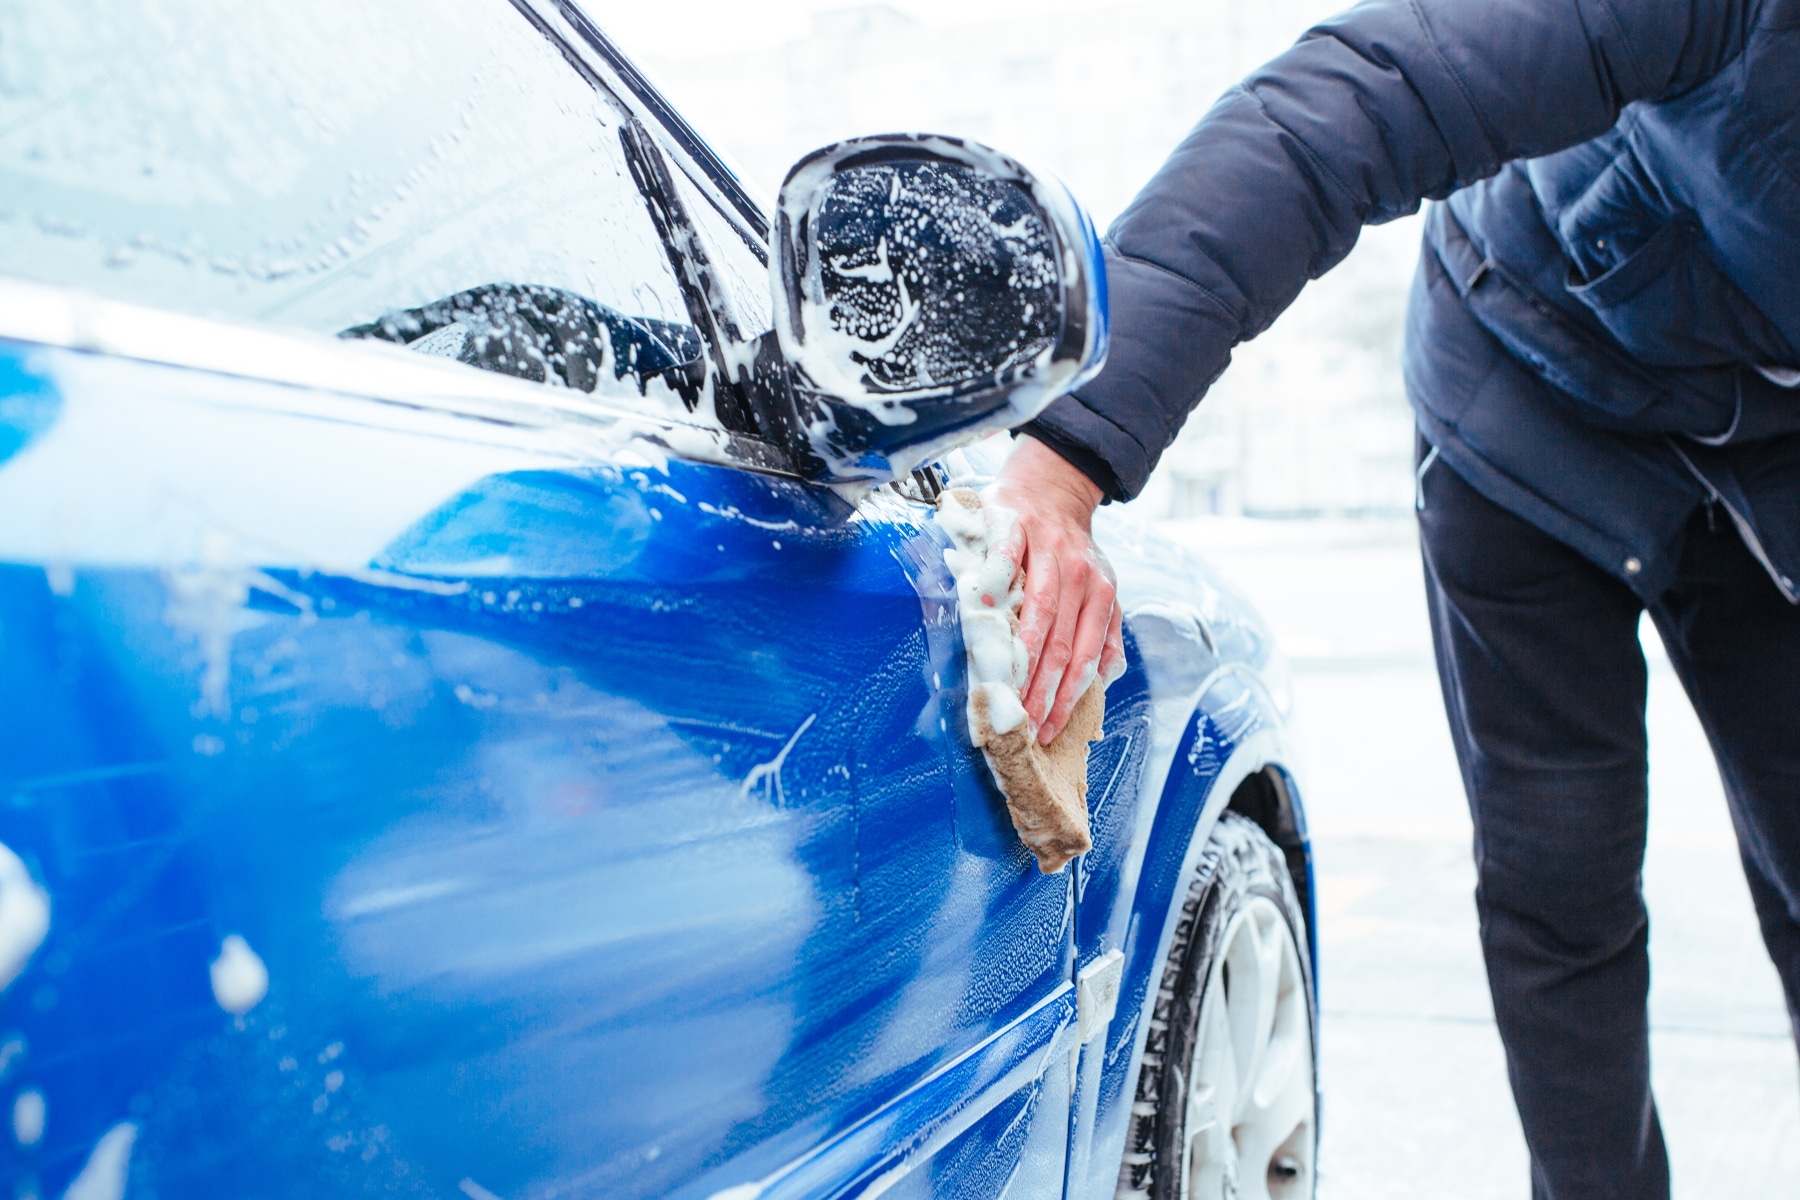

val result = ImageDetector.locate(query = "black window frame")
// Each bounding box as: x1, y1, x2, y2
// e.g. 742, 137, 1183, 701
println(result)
498, 0, 807, 478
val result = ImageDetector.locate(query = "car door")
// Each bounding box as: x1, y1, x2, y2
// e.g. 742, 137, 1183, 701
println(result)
332, 452, 1080, 1200
0, 2, 1079, 1197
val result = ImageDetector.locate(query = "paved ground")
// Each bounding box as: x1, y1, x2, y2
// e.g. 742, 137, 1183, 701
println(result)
1149, 515, 1800, 1199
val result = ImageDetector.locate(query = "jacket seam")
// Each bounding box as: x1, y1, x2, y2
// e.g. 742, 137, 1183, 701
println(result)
1664, 439, 1799, 601
1414, 405, 1660, 590
1104, 242, 1240, 328
1053, 393, 1156, 467
1406, 0, 1503, 168
1240, 84, 1364, 231
1736, 94, 1800, 192
1590, 0, 1653, 98
1097, 243, 1246, 446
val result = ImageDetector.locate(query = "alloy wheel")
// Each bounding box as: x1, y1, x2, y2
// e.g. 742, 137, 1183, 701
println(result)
1179, 895, 1314, 1200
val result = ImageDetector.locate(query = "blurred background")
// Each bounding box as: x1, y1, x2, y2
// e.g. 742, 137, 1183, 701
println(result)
592, 2, 1800, 1194
608, 0, 1419, 521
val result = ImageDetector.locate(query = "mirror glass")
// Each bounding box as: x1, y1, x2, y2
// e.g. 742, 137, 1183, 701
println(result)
810, 161, 1060, 395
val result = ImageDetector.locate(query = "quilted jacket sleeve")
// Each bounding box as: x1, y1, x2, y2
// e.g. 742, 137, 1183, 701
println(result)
1025, 0, 1757, 500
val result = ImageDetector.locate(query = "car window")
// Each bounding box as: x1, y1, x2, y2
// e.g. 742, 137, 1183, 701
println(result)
667, 165, 773, 343
0, 0, 706, 412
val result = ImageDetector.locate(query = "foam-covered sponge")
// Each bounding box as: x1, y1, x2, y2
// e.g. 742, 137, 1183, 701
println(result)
937, 486, 1106, 873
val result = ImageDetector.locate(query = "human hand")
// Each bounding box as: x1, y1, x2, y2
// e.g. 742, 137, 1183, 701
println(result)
990, 435, 1125, 745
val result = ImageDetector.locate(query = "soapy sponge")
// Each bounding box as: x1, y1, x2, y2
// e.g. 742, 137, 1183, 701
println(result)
937, 487, 1107, 873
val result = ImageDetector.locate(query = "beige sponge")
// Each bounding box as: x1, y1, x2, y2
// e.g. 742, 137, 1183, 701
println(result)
937, 486, 1106, 873
970, 674, 1104, 873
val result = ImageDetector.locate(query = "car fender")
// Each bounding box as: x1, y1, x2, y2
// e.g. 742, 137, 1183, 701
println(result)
1066, 654, 1305, 1200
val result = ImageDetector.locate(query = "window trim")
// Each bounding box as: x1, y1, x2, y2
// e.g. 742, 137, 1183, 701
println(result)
524, 0, 773, 254
503, 0, 796, 469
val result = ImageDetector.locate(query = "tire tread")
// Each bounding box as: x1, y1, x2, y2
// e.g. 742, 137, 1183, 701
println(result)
1113, 811, 1311, 1200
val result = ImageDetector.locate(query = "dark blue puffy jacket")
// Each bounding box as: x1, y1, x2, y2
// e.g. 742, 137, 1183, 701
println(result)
1027, 0, 1800, 602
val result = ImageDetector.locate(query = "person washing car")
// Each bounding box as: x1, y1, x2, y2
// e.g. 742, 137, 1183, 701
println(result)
993, 0, 1800, 1194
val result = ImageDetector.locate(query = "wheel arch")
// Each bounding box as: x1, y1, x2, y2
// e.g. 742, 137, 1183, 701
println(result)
1118, 734, 1312, 1073
1225, 763, 1316, 981
1070, 658, 1317, 1199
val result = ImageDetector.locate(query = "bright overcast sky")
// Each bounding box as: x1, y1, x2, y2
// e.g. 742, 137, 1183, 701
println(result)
585, 0, 1112, 62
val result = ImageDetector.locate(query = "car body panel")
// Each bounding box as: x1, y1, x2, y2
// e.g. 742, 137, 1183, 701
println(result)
0, 316, 1302, 1199
0, 333, 1096, 1197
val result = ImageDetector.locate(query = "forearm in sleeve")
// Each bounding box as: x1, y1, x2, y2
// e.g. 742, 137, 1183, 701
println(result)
1026, 0, 1752, 500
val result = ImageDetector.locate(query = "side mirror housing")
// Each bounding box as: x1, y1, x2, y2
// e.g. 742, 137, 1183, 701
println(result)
770, 134, 1107, 483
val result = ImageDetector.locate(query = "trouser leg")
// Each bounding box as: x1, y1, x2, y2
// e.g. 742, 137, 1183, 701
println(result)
1649, 505, 1800, 1046
1415, 437, 1668, 1200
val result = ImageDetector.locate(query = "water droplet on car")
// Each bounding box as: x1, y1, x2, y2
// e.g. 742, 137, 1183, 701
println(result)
12, 1089, 45, 1146
209, 935, 269, 1015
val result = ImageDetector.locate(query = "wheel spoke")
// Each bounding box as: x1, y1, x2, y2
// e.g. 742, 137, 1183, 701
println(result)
1235, 1073, 1313, 1200
1243, 1027, 1312, 1145
1186, 973, 1238, 1198
1232, 905, 1315, 1199
1222, 908, 1281, 1127
1257, 1063, 1314, 1145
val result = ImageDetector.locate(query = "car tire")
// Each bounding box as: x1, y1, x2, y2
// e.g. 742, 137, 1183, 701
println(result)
1116, 811, 1317, 1200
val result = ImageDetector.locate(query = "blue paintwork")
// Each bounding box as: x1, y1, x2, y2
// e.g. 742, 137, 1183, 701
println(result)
0, 353, 58, 467
1065, 177, 1110, 372
756, 984, 1075, 1200
0, 334, 1307, 1198
0, 6, 1310, 1188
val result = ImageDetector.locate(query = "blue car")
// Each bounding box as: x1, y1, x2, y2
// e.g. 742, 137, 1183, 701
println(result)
0, 2, 1316, 1198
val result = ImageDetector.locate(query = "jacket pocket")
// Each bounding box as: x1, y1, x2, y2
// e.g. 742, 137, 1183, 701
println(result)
1566, 214, 1797, 369
1428, 200, 1736, 434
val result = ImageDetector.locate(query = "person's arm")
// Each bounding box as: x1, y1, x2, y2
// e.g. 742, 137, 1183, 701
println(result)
990, 435, 1126, 742
1011, 0, 1753, 742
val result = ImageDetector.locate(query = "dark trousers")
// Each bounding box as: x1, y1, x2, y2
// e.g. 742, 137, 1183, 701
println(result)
1415, 436, 1800, 1200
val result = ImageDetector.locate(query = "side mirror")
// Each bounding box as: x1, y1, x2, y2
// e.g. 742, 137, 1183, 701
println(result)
770, 134, 1107, 483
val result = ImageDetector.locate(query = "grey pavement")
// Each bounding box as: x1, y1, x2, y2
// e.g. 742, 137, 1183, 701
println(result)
1147, 514, 1800, 1199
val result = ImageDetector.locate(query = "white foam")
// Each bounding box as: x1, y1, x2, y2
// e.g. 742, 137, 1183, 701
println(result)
62, 1121, 137, 1200
12, 1089, 45, 1147
977, 681, 1028, 735
0, 844, 50, 993
937, 489, 1032, 738
705, 1186, 764, 1200
209, 934, 269, 1015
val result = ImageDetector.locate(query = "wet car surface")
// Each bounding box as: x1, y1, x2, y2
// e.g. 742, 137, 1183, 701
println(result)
0, 2, 1315, 1197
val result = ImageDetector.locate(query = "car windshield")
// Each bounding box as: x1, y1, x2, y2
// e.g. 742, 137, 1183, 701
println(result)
0, 0, 710, 411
